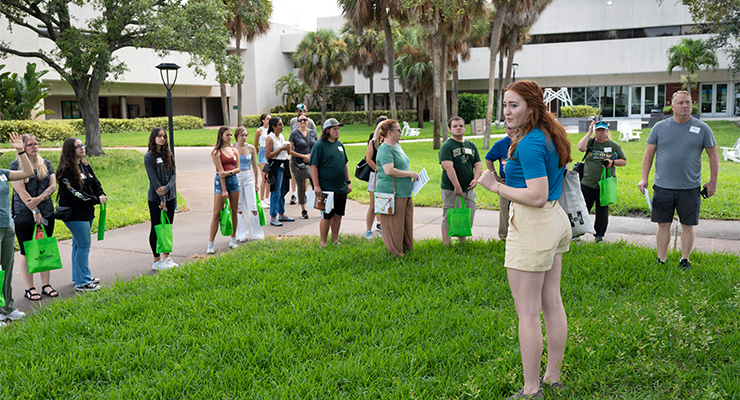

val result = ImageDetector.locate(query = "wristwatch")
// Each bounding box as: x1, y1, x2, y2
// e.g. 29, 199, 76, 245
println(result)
32, 209, 40, 214
346, 180, 351, 184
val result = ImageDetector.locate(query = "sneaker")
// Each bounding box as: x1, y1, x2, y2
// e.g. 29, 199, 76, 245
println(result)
229, 237, 239, 249
0, 309, 26, 321
75, 283, 100, 292
290, 194, 297, 205
163, 257, 179, 268
656, 257, 665, 265
301, 210, 309, 219
365, 230, 373, 239
152, 259, 165, 271
261, 199, 270, 208
594, 235, 603, 243
679, 258, 691, 271
376, 222, 382, 232
207, 242, 215, 254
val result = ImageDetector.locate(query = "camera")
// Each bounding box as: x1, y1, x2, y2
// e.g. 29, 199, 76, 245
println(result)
602, 159, 611, 167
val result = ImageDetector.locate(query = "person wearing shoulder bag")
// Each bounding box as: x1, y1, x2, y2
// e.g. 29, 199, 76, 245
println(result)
577, 120, 627, 242
363, 115, 387, 239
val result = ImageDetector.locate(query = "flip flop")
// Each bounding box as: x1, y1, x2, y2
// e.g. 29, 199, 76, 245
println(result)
24, 287, 42, 301
41, 284, 59, 298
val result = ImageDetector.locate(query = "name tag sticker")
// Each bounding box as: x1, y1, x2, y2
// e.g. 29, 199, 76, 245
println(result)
464, 148, 473, 155
604, 147, 612, 153
156, 157, 163, 164
689, 126, 701, 134
338, 146, 344, 152
80, 173, 86, 180
0, 174, 6, 182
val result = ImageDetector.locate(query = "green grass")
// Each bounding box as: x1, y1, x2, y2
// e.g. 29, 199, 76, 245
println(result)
1, 150, 186, 242
1, 236, 738, 398
345, 121, 740, 220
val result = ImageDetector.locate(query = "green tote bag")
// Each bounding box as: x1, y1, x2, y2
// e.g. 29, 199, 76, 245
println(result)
97, 203, 107, 241
447, 195, 472, 238
24, 225, 64, 274
256, 197, 267, 226
598, 167, 618, 206
155, 210, 174, 254
220, 199, 233, 236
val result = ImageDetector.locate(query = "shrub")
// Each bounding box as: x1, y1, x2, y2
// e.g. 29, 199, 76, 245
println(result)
662, 104, 700, 115
560, 105, 600, 117
242, 110, 418, 127
457, 93, 489, 123
68, 116, 204, 135
0, 119, 74, 141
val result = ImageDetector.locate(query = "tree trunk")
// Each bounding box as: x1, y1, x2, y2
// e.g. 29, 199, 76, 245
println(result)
441, 40, 448, 143
368, 74, 374, 126
432, 30, 442, 150
381, 11, 397, 121
220, 82, 230, 127
236, 20, 243, 127
321, 80, 327, 122
418, 93, 424, 129
495, 52, 504, 129
505, 25, 518, 87
402, 86, 408, 122
451, 68, 459, 118
71, 75, 104, 156
484, 1, 509, 151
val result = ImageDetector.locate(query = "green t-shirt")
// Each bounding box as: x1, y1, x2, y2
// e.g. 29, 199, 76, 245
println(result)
376, 143, 413, 198
581, 138, 626, 189
438, 138, 481, 192
309, 138, 348, 193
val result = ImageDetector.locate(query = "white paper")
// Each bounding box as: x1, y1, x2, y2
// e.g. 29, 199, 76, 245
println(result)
412, 168, 429, 196
306, 191, 334, 213
643, 188, 652, 211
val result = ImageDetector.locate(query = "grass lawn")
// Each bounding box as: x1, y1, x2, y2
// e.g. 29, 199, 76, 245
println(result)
1, 150, 187, 242
1, 236, 738, 398
345, 121, 740, 220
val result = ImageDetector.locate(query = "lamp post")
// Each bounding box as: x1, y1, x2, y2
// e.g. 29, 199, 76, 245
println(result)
512, 63, 519, 82
155, 62, 180, 156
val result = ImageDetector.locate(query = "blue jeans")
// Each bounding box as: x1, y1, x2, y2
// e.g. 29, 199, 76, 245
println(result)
270, 166, 287, 218
65, 219, 94, 287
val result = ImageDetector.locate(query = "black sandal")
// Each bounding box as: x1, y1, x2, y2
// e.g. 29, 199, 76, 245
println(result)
24, 287, 42, 301
41, 284, 59, 298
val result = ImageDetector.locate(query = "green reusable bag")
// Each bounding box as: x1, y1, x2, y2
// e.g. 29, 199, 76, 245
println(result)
155, 210, 173, 254
220, 199, 233, 236
24, 225, 63, 274
97, 203, 107, 241
0, 270, 4, 307
447, 195, 472, 238
256, 197, 267, 226
598, 167, 618, 206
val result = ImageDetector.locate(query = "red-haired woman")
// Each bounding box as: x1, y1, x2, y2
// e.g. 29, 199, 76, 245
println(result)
478, 80, 572, 399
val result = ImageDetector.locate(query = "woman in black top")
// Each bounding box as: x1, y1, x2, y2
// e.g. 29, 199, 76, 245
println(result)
57, 137, 107, 292
144, 127, 178, 271
11, 134, 58, 301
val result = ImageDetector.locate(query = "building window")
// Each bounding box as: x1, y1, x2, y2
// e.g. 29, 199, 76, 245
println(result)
61, 101, 82, 119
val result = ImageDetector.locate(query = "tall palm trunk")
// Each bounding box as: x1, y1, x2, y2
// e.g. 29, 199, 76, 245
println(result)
484, 1, 509, 150
432, 30, 443, 149
401, 86, 408, 122
441, 41, 448, 142
417, 93, 424, 129
321, 80, 328, 122
236, 18, 243, 127
495, 52, 504, 129
451, 68, 459, 118
220, 82, 230, 126
381, 10, 397, 120
368, 73, 374, 126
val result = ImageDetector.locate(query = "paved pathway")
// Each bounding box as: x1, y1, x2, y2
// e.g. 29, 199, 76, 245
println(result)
8, 146, 739, 316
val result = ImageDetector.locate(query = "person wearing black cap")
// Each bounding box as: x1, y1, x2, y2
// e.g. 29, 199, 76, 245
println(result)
310, 118, 351, 246
577, 119, 627, 242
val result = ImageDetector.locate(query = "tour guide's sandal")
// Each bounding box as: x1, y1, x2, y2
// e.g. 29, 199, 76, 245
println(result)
270, 219, 283, 227
41, 284, 59, 298
505, 389, 543, 400
539, 377, 564, 391
24, 287, 42, 301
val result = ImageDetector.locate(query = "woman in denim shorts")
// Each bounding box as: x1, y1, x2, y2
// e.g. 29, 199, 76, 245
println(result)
207, 126, 241, 254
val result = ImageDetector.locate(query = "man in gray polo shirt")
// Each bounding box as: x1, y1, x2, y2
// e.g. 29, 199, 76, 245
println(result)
637, 90, 719, 271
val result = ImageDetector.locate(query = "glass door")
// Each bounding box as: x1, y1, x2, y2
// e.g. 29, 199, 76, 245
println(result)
630, 85, 658, 117
700, 83, 730, 116
630, 87, 642, 116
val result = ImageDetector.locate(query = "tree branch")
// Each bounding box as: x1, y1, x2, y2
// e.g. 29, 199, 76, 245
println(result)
0, 45, 65, 76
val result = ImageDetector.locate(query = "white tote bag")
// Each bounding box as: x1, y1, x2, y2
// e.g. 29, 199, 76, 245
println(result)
558, 169, 596, 237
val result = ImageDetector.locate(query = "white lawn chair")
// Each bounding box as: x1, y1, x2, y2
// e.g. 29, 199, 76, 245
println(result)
402, 121, 420, 137
617, 121, 640, 142
721, 137, 740, 162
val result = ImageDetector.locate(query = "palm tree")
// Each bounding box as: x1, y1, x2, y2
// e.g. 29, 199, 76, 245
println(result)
293, 29, 349, 122
273, 72, 312, 111
341, 22, 386, 126
337, 0, 409, 121
224, 0, 272, 127
667, 37, 719, 89
483, 0, 510, 150
394, 26, 433, 128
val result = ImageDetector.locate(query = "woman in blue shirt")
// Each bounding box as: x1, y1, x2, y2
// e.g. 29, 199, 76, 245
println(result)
478, 81, 572, 399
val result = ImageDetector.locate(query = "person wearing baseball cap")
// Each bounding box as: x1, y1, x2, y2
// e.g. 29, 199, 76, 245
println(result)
576, 118, 627, 243
310, 118, 350, 246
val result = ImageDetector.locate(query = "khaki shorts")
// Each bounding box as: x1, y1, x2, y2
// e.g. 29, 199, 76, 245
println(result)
441, 189, 477, 229
505, 200, 571, 272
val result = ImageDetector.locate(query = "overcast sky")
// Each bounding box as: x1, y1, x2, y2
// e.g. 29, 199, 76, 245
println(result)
270, 0, 343, 31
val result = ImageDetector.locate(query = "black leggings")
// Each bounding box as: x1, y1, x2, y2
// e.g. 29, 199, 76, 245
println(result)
580, 184, 609, 237
149, 199, 176, 257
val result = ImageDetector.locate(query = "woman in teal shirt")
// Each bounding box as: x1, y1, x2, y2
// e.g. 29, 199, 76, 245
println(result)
375, 119, 419, 257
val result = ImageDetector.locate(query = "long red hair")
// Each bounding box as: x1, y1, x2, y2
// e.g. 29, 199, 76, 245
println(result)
506, 81, 572, 168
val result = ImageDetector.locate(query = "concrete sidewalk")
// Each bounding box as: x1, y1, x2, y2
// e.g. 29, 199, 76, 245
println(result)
9, 146, 739, 315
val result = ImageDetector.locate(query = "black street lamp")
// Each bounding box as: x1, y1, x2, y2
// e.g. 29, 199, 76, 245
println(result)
512, 63, 519, 82
156, 62, 180, 155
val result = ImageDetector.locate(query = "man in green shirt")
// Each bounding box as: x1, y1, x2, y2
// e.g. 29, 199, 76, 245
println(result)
439, 116, 482, 245
310, 118, 351, 247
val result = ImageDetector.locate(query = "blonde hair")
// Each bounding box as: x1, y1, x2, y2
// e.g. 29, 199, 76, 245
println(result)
672, 90, 691, 101
17, 134, 48, 182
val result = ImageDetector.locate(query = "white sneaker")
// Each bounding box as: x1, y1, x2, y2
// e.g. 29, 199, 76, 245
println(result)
229, 237, 239, 249
0, 309, 26, 321
207, 242, 215, 254
163, 257, 178, 268
261, 200, 270, 208
152, 259, 164, 271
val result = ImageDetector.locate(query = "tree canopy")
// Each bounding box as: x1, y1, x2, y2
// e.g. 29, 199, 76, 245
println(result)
666, 38, 719, 89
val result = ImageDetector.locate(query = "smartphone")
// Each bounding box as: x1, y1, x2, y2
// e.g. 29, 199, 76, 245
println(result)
700, 187, 708, 199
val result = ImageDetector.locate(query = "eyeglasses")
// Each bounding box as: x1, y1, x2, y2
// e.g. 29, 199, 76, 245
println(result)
26, 143, 39, 147
298, 119, 307, 122
76, 144, 86, 149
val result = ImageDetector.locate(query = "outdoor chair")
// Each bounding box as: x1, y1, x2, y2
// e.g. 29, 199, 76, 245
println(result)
721, 137, 740, 162
402, 121, 420, 137
617, 121, 640, 142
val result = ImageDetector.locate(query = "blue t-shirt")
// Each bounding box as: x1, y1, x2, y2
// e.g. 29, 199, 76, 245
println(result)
504, 128, 564, 201
0, 169, 11, 227
485, 136, 512, 179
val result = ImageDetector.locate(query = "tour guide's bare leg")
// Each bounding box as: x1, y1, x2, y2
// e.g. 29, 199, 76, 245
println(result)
656, 222, 671, 262
507, 253, 567, 395
681, 224, 695, 261
319, 215, 343, 246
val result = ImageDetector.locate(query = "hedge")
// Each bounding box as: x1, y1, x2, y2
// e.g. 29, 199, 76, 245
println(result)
559, 105, 601, 118
458, 93, 489, 123
0, 120, 75, 141
662, 104, 699, 115
242, 110, 418, 128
